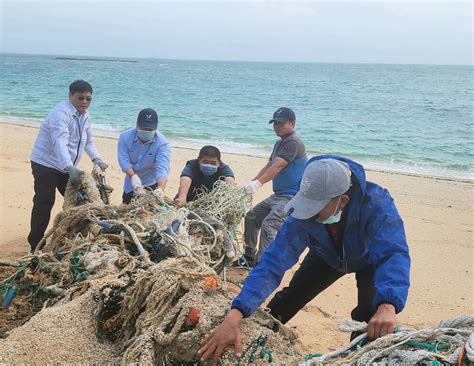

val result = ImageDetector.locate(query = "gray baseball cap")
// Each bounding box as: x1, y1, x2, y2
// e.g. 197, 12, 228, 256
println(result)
285, 159, 352, 220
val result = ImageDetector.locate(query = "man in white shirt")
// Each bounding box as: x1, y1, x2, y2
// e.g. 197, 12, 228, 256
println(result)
28, 80, 108, 252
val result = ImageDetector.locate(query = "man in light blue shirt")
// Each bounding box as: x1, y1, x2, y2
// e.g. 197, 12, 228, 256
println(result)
28, 80, 108, 252
118, 108, 171, 203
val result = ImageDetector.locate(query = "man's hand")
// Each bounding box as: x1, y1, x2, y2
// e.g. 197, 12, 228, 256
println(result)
65, 166, 83, 188
154, 187, 164, 198
197, 309, 243, 365
131, 174, 143, 194
93, 158, 109, 171
367, 303, 397, 340
174, 196, 187, 206
244, 180, 262, 195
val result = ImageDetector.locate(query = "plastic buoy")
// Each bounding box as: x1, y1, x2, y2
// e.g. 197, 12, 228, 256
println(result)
187, 306, 201, 325
203, 276, 218, 292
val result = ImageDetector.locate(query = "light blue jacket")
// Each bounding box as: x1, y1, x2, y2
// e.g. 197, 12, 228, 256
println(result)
232, 155, 410, 317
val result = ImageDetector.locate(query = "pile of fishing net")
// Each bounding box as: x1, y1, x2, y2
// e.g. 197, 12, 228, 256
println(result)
301, 317, 474, 365
0, 170, 305, 364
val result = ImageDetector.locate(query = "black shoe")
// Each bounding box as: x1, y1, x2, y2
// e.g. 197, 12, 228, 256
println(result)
232, 255, 255, 269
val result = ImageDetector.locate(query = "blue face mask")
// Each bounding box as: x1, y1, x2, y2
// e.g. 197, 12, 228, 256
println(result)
320, 210, 342, 225
320, 196, 343, 225
137, 129, 155, 143
200, 163, 218, 176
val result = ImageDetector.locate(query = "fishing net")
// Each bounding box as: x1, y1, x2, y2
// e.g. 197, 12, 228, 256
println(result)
0, 171, 305, 365
302, 316, 474, 365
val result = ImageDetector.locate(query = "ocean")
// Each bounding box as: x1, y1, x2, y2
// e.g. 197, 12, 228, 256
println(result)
1, 53, 472, 180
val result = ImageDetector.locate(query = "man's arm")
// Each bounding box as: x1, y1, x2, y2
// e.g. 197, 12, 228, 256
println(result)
118, 134, 134, 174
198, 218, 309, 363
367, 189, 410, 339
252, 160, 272, 181
155, 137, 171, 190
84, 116, 100, 162
254, 157, 288, 185
244, 158, 288, 194
175, 176, 192, 204
220, 164, 235, 184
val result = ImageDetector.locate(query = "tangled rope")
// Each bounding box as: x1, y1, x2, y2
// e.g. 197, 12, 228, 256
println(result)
302, 316, 474, 365
2, 172, 307, 364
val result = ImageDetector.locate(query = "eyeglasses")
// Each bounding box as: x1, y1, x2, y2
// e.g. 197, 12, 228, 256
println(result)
76, 96, 92, 102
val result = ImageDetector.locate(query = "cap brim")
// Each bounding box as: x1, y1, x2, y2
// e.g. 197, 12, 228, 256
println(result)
268, 118, 289, 124
284, 193, 331, 220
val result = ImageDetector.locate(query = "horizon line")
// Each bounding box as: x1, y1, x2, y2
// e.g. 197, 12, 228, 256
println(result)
1, 51, 472, 67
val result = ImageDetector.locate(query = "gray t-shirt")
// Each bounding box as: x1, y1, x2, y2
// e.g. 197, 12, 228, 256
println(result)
270, 131, 306, 163
270, 131, 308, 195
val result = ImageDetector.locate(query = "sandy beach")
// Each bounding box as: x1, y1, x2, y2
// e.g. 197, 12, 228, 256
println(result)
0, 122, 472, 353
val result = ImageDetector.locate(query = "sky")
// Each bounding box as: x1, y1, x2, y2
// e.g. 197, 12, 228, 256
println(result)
0, 0, 472, 65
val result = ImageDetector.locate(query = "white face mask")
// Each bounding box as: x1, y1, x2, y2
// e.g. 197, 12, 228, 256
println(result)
320, 196, 343, 225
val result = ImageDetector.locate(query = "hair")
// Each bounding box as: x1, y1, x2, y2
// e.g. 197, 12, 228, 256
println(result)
69, 80, 93, 94
198, 145, 221, 160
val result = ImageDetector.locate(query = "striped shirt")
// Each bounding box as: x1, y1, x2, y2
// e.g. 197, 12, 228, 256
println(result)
118, 128, 171, 193
30, 100, 100, 171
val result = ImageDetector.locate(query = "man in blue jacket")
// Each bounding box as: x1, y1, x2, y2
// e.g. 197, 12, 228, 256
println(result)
198, 156, 410, 363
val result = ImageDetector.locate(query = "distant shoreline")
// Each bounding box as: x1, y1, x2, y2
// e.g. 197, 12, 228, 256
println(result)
2, 118, 472, 184
2, 52, 472, 67
56, 57, 138, 63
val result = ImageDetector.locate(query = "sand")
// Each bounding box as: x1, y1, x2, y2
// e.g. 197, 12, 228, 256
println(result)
0, 122, 472, 355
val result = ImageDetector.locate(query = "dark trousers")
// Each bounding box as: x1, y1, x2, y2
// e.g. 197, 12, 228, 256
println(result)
122, 183, 157, 204
28, 162, 69, 251
267, 253, 376, 331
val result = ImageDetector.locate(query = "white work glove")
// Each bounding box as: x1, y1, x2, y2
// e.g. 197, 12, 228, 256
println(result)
131, 174, 143, 194
154, 187, 164, 198
93, 158, 109, 171
244, 180, 262, 195
65, 166, 84, 189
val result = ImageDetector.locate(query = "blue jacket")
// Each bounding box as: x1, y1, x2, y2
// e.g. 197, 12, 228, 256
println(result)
232, 155, 410, 317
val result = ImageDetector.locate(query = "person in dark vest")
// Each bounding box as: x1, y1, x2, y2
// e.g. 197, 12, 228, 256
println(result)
174, 145, 235, 204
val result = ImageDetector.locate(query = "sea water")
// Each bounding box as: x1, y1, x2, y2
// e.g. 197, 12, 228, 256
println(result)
1, 53, 472, 179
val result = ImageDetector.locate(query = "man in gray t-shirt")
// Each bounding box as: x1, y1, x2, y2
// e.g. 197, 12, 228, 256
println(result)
240, 107, 308, 266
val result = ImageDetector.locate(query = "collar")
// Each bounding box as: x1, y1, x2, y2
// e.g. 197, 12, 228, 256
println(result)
67, 100, 84, 117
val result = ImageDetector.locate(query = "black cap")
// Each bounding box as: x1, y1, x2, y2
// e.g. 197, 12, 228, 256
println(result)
137, 108, 158, 129
269, 107, 296, 124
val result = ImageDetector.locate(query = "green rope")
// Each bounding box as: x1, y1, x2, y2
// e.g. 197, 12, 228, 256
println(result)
304, 353, 322, 361
421, 360, 442, 366
258, 349, 273, 362
238, 335, 273, 365
405, 341, 450, 352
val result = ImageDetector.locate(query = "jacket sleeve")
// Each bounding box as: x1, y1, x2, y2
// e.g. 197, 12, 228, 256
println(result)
84, 117, 100, 161
231, 218, 309, 317
118, 133, 133, 173
49, 110, 74, 170
368, 189, 411, 313
154, 135, 171, 180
